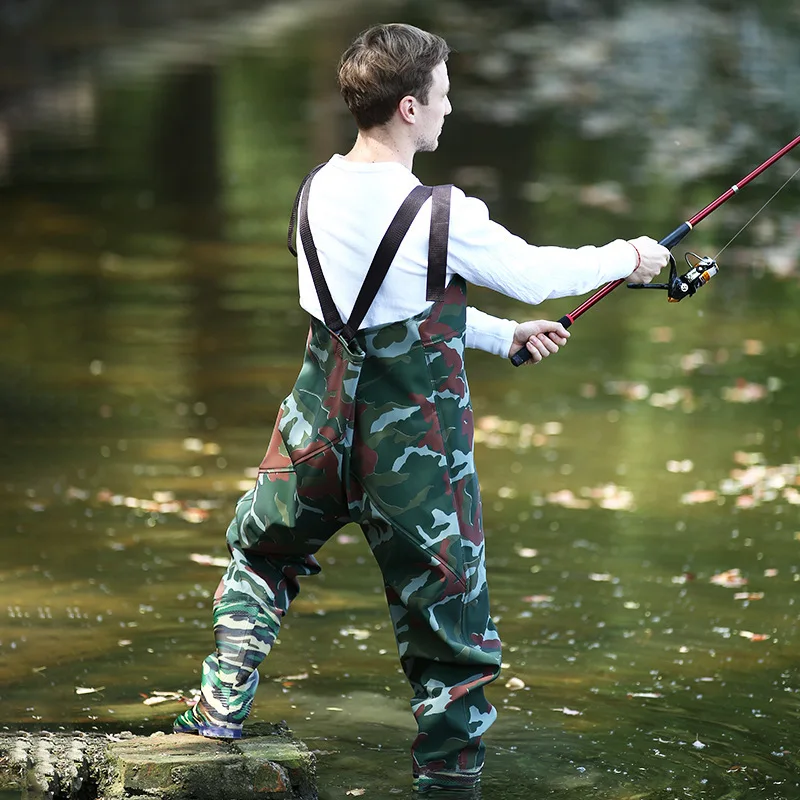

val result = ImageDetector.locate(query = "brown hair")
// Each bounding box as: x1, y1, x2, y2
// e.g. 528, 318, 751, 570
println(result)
337, 23, 450, 130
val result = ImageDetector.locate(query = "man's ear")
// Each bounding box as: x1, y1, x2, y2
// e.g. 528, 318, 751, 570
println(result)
397, 95, 416, 124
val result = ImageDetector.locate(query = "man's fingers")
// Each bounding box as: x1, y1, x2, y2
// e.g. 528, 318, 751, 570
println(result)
534, 333, 560, 354
543, 332, 568, 347
527, 337, 551, 359
525, 340, 544, 362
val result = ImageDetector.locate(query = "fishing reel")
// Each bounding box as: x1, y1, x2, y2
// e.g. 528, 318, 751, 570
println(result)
628, 252, 719, 302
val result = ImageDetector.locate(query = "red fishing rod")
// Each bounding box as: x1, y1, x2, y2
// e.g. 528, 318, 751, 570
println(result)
511, 133, 800, 366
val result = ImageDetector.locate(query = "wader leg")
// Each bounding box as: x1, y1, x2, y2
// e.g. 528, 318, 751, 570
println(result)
361, 512, 502, 792
175, 528, 321, 738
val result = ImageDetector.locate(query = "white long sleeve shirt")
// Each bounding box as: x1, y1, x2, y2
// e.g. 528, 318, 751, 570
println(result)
297, 155, 637, 357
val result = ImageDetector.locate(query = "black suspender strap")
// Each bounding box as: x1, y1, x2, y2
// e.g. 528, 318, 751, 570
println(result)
289, 168, 453, 342
287, 164, 325, 257
297, 169, 346, 333
426, 184, 451, 302
345, 184, 433, 335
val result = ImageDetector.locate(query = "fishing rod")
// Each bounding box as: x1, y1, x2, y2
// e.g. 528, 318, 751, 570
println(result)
510, 133, 800, 367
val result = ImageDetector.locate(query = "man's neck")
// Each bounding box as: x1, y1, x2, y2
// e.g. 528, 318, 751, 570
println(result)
343, 130, 414, 171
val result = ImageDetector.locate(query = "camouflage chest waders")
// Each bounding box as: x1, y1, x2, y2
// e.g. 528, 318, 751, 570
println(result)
175, 169, 502, 793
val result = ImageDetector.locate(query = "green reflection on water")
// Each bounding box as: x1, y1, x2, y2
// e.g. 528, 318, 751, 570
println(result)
1, 3, 800, 799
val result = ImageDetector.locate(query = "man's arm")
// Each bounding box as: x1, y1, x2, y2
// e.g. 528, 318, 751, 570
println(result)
449, 188, 668, 303
466, 307, 570, 363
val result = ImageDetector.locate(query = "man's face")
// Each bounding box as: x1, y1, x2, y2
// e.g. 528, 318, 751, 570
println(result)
413, 61, 452, 153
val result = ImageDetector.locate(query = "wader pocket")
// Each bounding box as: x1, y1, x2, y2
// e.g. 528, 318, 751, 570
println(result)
231, 326, 364, 555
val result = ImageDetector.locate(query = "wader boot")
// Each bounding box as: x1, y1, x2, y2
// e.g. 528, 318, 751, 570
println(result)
175, 169, 502, 792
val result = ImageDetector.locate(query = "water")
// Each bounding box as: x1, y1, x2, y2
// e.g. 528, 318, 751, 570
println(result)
1, 1, 799, 798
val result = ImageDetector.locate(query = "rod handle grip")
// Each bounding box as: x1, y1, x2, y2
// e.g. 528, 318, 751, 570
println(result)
658, 222, 692, 250
510, 315, 573, 367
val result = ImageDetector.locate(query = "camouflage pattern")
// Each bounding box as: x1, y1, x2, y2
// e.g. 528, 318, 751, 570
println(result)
175, 275, 502, 792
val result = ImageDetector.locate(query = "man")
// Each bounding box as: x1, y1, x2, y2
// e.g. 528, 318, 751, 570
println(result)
174, 22, 669, 794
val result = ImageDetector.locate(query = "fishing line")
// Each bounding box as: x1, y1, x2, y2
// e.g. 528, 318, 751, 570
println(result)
714, 162, 800, 260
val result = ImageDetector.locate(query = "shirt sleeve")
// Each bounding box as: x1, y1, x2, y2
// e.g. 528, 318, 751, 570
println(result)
466, 307, 518, 357
447, 187, 637, 305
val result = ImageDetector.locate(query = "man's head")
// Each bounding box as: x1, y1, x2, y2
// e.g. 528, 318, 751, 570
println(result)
337, 23, 451, 149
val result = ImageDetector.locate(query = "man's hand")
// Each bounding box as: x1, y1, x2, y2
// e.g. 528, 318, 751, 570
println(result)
509, 320, 570, 364
625, 236, 671, 285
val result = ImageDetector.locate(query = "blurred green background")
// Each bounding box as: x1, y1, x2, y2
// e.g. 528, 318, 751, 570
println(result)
1, 1, 799, 798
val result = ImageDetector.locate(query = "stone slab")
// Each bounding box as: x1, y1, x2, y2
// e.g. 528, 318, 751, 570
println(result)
0, 728, 315, 800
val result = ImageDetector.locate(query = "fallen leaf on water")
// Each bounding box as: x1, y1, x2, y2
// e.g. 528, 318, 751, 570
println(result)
277, 672, 309, 682
734, 592, 764, 601
681, 489, 718, 505
739, 631, 770, 641
710, 569, 748, 588
722, 380, 768, 404
189, 553, 229, 568
552, 707, 582, 716
181, 508, 209, 524
522, 595, 554, 603
346, 789, 366, 797
604, 380, 650, 401
340, 627, 371, 640
142, 691, 185, 706
546, 489, 592, 510
733, 451, 764, 466
680, 350, 712, 374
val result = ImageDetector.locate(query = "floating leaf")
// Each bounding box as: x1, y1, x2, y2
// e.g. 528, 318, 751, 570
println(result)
345, 790, 366, 797
546, 489, 591, 510
722, 380, 768, 403
181, 508, 209, 524
189, 553, 229, 568
681, 489, 718, 505
710, 569, 747, 588
340, 627, 371, 640
739, 631, 770, 641
734, 592, 764, 601
522, 595, 554, 604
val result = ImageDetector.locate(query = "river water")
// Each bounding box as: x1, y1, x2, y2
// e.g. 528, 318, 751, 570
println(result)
1, 1, 799, 798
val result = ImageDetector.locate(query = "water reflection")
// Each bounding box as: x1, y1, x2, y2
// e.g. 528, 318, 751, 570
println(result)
1, 1, 799, 798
